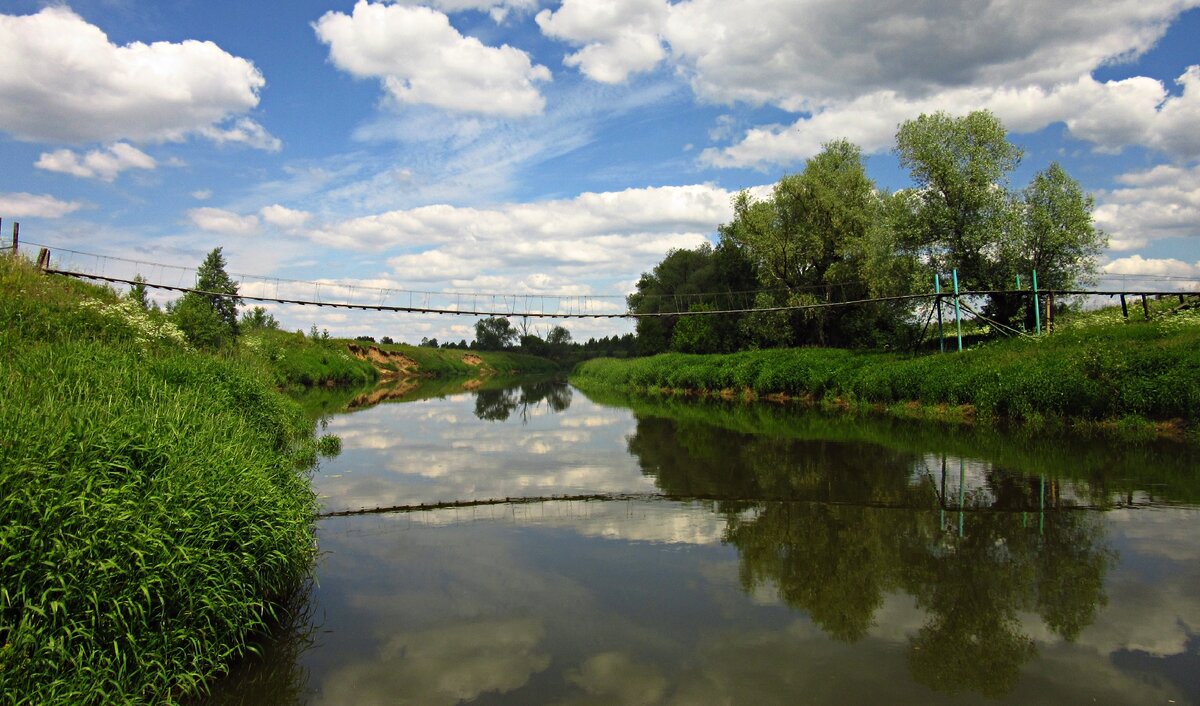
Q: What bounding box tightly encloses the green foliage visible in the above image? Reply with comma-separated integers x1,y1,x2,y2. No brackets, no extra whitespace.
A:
240,306,280,332
574,302,1200,430
239,329,377,389
0,256,317,703
171,248,242,349
627,240,757,354
474,316,517,350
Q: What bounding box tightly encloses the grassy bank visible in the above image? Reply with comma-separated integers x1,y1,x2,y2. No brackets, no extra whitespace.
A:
577,384,1200,503
572,301,1200,438
239,329,378,390
0,259,323,703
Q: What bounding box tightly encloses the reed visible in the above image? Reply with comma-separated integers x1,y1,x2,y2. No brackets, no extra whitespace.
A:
0,257,319,703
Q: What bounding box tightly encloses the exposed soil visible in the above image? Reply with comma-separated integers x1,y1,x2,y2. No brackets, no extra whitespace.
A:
462,354,484,366
346,344,420,378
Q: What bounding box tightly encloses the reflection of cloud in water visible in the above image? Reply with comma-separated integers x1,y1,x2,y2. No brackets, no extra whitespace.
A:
559,415,621,428
312,618,550,706
347,501,730,546
1074,508,1200,658
555,652,669,706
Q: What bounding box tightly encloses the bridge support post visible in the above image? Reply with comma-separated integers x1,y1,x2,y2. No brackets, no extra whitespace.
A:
951,269,963,352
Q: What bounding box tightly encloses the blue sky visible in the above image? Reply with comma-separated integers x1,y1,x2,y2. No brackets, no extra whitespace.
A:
1,0,1198,343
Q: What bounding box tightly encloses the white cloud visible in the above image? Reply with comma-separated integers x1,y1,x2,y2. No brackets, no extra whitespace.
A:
187,207,261,235
200,117,282,152
0,192,84,218
191,190,213,201
259,204,312,230
313,1,551,117
1103,255,1200,278
304,183,735,251
34,142,156,182
703,70,1200,168
534,0,1200,166
536,0,668,84
1094,163,1200,250
389,0,538,23
0,6,275,147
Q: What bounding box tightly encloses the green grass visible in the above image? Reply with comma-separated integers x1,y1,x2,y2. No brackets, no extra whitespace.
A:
573,298,1200,435
0,258,321,703
239,329,378,390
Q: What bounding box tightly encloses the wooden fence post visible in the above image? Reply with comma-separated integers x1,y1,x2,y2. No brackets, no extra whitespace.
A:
11,221,17,254
1141,294,1150,320
1120,294,1128,319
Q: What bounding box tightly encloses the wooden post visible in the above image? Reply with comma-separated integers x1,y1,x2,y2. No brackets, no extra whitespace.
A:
1120,294,1128,319
36,248,49,270
1047,292,1055,332
1141,294,1150,320
11,221,17,254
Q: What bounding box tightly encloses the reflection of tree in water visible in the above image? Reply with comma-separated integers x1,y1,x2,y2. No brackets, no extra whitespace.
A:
473,380,572,423
626,414,1114,697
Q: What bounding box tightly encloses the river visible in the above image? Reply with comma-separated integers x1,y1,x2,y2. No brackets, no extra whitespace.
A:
204,377,1200,705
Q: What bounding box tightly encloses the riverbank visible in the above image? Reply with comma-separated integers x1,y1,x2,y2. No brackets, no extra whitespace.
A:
0,258,328,703
572,301,1200,442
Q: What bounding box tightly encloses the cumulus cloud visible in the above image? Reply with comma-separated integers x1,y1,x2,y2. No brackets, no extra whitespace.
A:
1093,163,1200,250
259,204,312,230
187,207,260,235
390,0,538,24
702,69,1200,168
305,184,738,250
200,117,282,152
34,143,156,182
0,6,275,147
0,192,84,218
313,1,551,117
534,0,1200,165
1103,255,1200,278
536,0,669,83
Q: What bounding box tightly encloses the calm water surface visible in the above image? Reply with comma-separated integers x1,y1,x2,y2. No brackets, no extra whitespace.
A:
206,379,1200,705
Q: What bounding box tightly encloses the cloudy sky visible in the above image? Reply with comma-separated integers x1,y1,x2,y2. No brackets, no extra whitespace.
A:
1,0,1198,343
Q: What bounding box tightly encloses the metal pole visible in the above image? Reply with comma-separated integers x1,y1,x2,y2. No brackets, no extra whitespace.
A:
1039,475,1045,537
935,274,945,353
958,458,966,537
952,269,963,352
1032,270,1041,335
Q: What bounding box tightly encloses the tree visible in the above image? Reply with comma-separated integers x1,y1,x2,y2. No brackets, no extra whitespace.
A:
474,317,517,350
240,306,279,331
1017,162,1106,291
896,112,1103,328
128,275,150,310
720,140,898,346
170,247,242,349
627,240,757,355
894,110,1023,293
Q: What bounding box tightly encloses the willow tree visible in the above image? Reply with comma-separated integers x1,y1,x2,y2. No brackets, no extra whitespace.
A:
720,139,906,346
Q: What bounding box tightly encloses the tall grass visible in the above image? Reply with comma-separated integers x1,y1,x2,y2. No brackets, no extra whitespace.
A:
0,258,319,703
573,301,1200,431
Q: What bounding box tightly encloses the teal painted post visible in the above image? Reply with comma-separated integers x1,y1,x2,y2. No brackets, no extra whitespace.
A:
935,274,945,353
952,269,963,352
1016,274,1021,289
958,459,966,537
1032,270,1041,335
1039,475,1045,537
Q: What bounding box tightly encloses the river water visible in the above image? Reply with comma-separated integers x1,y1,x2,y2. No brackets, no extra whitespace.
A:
205,378,1200,705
